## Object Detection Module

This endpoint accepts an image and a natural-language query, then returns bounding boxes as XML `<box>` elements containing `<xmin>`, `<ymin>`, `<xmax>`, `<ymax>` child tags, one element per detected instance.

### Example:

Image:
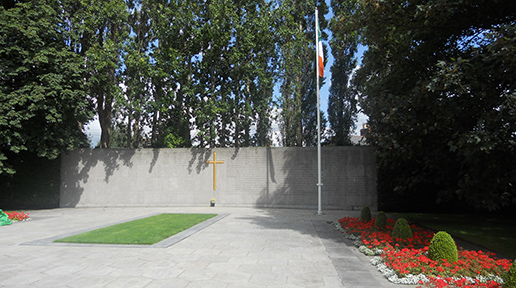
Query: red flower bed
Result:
<box><xmin>339</xmin><ymin>216</ymin><xmax>433</xmax><ymax>249</ymax></box>
<box><xmin>338</xmin><ymin>217</ymin><xmax>512</xmax><ymax>288</ymax></box>
<box><xmin>4</xmin><ymin>211</ymin><xmax>30</xmax><ymax>222</ymax></box>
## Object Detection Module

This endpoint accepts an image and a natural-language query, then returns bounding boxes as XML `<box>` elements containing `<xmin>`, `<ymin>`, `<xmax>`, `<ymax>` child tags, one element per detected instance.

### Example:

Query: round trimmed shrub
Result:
<box><xmin>360</xmin><ymin>205</ymin><xmax>372</xmax><ymax>222</ymax></box>
<box><xmin>503</xmin><ymin>260</ymin><xmax>516</xmax><ymax>288</ymax></box>
<box><xmin>375</xmin><ymin>211</ymin><xmax>387</xmax><ymax>229</ymax></box>
<box><xmin>392</xmin><ymin>218</ymin><xmax>413</xmax><ymax>240</ymax></box>
<box><xmin>428</xmin><ymin>231</ymin><xmax>458</xmax><ymax>263</ymax></box>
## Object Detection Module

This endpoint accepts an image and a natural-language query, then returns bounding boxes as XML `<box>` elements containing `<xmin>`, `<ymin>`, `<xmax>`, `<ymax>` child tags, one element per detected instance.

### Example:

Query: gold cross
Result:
<box><xmin>206</xmin><ymin>152</ymin><xmax>224</xmax><ymax>190</ymax></box>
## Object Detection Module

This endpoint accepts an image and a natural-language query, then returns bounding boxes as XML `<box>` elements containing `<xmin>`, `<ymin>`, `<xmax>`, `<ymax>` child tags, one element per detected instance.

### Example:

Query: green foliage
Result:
<box><xmin>164</xmin><ymin>133</ymin><xmax>186</xmax><ymax>149</ymax></box>
<box><xmin>375</xmin><ymin>211</ymin><xmax>387</xmax><ymax>229</ymax></box>
<box><xmin>131</xmin><ymin>0</ymin><xmax>278</xmax><ymax>148</ymax></box>
<box><xmin>428</xmin><ymin>231</ymin><xmax>458</xmax><ymax>263</ymax></box>
<box><xmin>0</xmin><ymin>0</ymin><xmax>93</xmax><ymax>174</ymax></box>
<box><xmin>503</xmin><ymin>260</ymin><xmax>516</xmax><ymax>288</ymax></box>
<box><xmin>115</xmin><ymin>0</ymin><xmax>153</xmax><ymax>149</ymax></box>
<box><xmin>360</xmin><ymin>205</ymin><xmax>372</xmax><ymax>222</ymax></box>
<box><xmin>338</xmin><ymin>0</ymin><xmax>516</xmax><ymax>211</ymax></box>
<box><xmin>82</xmin><ymin>0</ymin><xmax>128</xmax><ymax>148</ymax></box>
<box><xmin>392</xmin><ymin>212</ymin><xmax>516</xmax><ymax>259</ymax></box>
<box><xmin>328</xmin><ymin>0</ymin><xmax>359</xmax><ymax>145</ymax></box>
<box><xmin>2</xmin><ymin>0</ymin><xmax>333</xmax><ymax>155</ymax></box>
<box><xmin>0</xmin><ymin>151</ymin><xmax>60</xmax><ymax>209</ymax></box>
<box><xmin>392</xmin><ymin>218</ymin><xmax>413</xmax><ymax>241</ymax></box>
<box><xmin>277</xmin><ymin>0</ymin><xmax>329</xmax><ymax>147</ymax></box>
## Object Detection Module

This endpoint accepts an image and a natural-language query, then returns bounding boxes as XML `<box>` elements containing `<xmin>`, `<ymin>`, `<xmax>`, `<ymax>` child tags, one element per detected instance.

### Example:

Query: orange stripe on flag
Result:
<box><xmin>318</xmin><ymin>44</ymin><xmax>324</xmax><ymax>77</ymax></box>
<box><xmin>317</xmin><ymin>25</ymin><xmax>324</xmax><ymax>77</ymax></box>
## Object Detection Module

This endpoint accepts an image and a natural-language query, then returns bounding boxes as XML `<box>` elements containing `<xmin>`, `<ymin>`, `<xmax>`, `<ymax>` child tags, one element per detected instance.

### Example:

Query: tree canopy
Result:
<box><xmin>0</xmin><ymin>0</ymin><xmax>93</xmax><ymax>174</ymax></box>
<box><xmin>6</xmin><ymin>0</ymin><xmax>513</xmax><ymax>212</ymax></box>
<box><xmin>1</xmin><ymin>0</ymin><xmax>340</xmax><ymax>175</ymax></box>
<box><xmin>327</xmin><ymin>0</ymin><xmax>359</xmax><ymax>145</ymax></box>
<box><xmin>335</xmin><ymin>0</ymin><xmax>516</xmax><ymax>211</ymax></box>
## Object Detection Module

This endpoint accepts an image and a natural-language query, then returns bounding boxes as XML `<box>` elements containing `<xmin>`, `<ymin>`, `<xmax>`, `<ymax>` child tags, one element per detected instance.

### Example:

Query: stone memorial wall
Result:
<box><xmin>60</xmin><ymin>147</ymin><xmax>377</xmax><ymax>210</ymax></box>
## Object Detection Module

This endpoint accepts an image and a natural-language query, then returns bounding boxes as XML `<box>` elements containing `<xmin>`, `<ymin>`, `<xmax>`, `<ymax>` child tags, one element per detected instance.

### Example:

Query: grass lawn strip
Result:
<box><xmin>391</xmin><ymin>213</ymin><xmax>516</xmax><ymax>260</ymax></box>
<box><xmin>54</xmin><ymin>213</ymin><xmax>217</xmax><ymax>245</ymax></box>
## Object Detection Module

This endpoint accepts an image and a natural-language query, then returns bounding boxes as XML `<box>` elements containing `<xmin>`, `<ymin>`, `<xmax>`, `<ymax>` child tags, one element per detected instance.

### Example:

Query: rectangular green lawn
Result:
<box><xmin>54</xmin><ymin>213</ymin><xmax>217</xmax><ymax>245</ymax></box>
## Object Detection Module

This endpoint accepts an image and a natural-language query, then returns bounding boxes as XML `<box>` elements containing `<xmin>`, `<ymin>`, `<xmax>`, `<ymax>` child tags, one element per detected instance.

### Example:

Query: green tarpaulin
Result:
<box><xmin>0</xmin><ymin>209</ymin><xmax>12</xmax><ymax>226</ymax></box>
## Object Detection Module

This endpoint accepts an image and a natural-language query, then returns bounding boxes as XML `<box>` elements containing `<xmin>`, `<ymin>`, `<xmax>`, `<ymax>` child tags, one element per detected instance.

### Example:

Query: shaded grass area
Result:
<box><xmin>391</xmin><ymin>213</ymin><xmax>516</xmax><ymax>260</ymax></box>
<box><xmin>54</xmin><ymin>213</ymin><xmax>217</xmax><ymax>245</ymax></box>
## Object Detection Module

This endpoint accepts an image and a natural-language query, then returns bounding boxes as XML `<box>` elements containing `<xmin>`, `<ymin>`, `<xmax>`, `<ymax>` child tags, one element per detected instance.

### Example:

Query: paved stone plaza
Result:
<box><xmin>1</xmin><ymin>207</ymin><xmax>417</xmax><ymax>287</ymax></box>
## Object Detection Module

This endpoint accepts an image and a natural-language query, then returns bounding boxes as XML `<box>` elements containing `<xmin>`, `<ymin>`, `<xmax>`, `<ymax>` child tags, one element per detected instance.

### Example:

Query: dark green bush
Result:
<box><xmin>360</xmin><ymin>205</ymin><xmax>372</xmax><ymax>222</ymax></box>
<box><xmin>375</xmin><ymin>211</ymin><xmax>387</xmax><ymax>229</ymax></box>
<box><xmin>0</xmin><ymin>151</ymin><xmax>60</xmax><ymax>209</ymax></box>
<box><xmin>392</xmin><ymin>218</ymin><xmax>413</xmax><ymax>240</ymax></box>
<box><xmin>503</xmin><ymin>260</ymin><xmax>516</xmax><ymax>288</ymax></box>
<box><xmin>428</xmin><ymin>231</ymin><xmax>458</xmax><ymax>263</ymax></box>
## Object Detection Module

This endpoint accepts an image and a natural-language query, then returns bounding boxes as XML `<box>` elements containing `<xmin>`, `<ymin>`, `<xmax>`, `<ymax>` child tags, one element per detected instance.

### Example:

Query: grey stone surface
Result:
<box><xmin>60</xmin><ymin>147</ymin><xmax>377</xmax><ymax>210</ymax></box>
<box><xmin>1</xmin><ymin>207</ymin><xmax>417</xmax><ymax>288</ymax></box>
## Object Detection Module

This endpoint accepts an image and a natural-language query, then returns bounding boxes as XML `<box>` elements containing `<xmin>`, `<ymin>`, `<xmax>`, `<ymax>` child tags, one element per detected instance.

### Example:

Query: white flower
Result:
<box><xmin>370</xmin><ymin>256</ymin><xmax>383</xmax><ymax>266</ymax></box>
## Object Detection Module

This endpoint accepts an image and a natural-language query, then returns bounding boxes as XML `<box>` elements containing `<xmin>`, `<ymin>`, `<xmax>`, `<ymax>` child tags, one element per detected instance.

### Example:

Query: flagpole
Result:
<box><xmin>315</xmin><ymin>8</ymin><xmax>322</xmax><ymax>215</ymax></box>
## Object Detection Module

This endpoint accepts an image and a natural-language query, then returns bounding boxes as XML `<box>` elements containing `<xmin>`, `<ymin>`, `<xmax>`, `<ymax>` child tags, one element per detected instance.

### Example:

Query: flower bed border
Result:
<box><xmin>332</xmin><ymin>218</ymin><xmax>510</xmax><ymax>287</ymax></box>
<box><xmin>4</xmin><ymin>211</ymin><xmax>30</xmax><ymax>222</ymax></box>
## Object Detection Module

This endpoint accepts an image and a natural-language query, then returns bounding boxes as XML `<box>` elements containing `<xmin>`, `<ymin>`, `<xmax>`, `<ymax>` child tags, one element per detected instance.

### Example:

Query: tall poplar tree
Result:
<box><xmin>150</xmin><ymin>0</ymin><xmax>276</xmax><ymax>148</ymax></box>
<box><xmin>61</xmin><ymin>0</ymin><xmax>129</xmax><ymax>148</ymax></box>
<box><xmin>116</xmin><ymin>0</ymin><xmax>154</xmax><ymax>148</ymax></box>
<box><xmin>85</xmin><ymin>0</ymin><xmax>128</xmax><ymax>148</ymax></box>
<box><xmin>150</xmin><ymin>0</ymin><xmax>203</xmax><ymax>148</ymax></box>
<box><xmin>327</xmin><ymin>0</ymin><xmax>359</xmax><ymax>146</ymax></box>
<box><xmin>228</xmin><ymin>0</ymin><xmax>277</xmax><ymax>147</ymax></box>
<box><xmin>276</xmin><ymin>0</ymin><xmax>328</xmax><ymax>147</ymax></box>
<box><xmin>194</xmin><ymin>0</ymin><xmax>233</xmax><ymax>147</ymax></box>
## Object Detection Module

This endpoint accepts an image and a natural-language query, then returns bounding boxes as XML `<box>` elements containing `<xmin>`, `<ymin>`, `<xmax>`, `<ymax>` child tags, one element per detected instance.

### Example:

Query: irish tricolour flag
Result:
<box><xmin>317</xmin><ymin>21</ymin><xmax>324</xmax><ymax>77</ymax></box>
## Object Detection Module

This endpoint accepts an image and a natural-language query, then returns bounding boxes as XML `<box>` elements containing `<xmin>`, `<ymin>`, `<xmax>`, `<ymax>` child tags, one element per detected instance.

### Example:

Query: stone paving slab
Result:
<box><xmin>0</xmin><ymin>207</ymin><xmax>416</xmax><ymax>288</ymax></box>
